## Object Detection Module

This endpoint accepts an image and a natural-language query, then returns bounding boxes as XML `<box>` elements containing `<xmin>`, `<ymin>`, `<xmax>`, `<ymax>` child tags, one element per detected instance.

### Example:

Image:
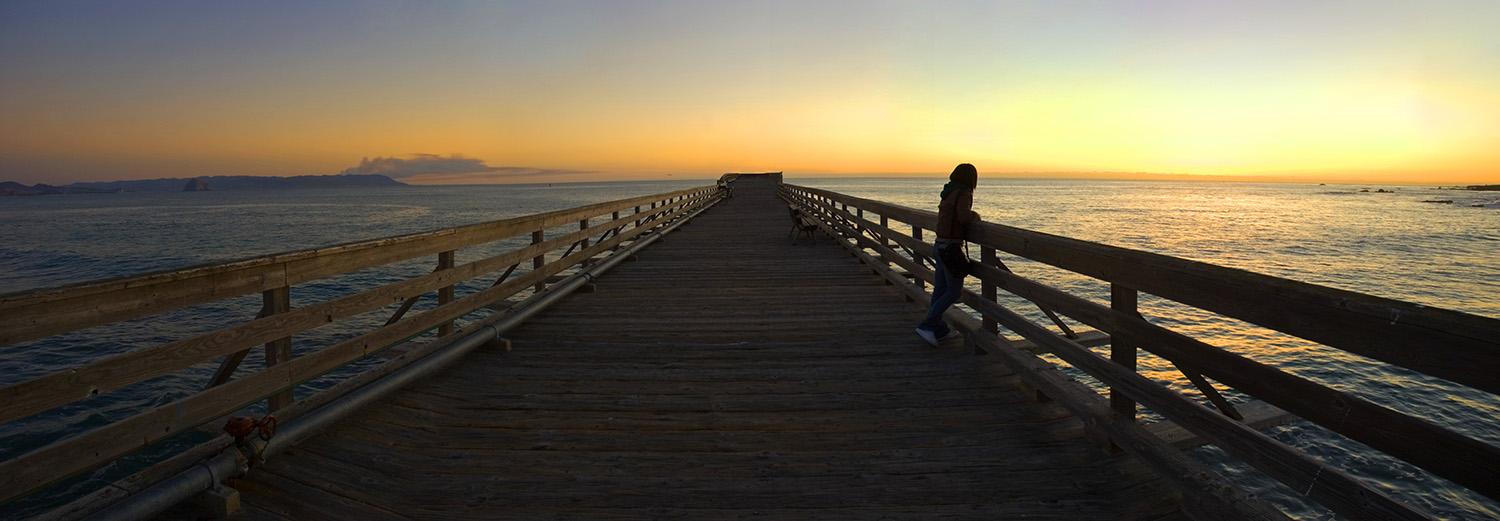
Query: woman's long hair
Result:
<box><xmin>941</xmin><ymin>163</ymin><xmax>977</xmax><ymax>200</ymax></box>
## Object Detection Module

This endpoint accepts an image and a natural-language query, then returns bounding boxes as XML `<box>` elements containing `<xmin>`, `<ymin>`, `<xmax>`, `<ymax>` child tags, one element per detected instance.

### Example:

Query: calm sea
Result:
<box><xmin>1</xmin><ymin>178</ymin><xmax>1496</xmax><ymax>519</ymax></box>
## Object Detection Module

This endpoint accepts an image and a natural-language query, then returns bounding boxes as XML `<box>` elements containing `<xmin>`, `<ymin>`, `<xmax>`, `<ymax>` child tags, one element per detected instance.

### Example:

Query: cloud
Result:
<box><xmin>339</xmin><ymin>154</ymin><xmax>591</xmax><ymax>179</ymax></box>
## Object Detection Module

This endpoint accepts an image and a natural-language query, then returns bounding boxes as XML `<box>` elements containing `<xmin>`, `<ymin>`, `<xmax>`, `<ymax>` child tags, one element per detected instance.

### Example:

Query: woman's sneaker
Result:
<box><xmin>915</xmin><ymin>327</ymin><xmax>940</xmax><ymax>347</ymax></box>
<box><xmin>939</xmin><ymin>330</ymin><xmax>963</xmax><ymax>343</ymax></box>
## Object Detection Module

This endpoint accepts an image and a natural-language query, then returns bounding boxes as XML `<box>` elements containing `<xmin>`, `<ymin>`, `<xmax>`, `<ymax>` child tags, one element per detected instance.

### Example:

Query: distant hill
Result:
<box><xmin>1</xmin><ymin>174</ymin><xmax>405</xmax><ymax>195</ymax></box>
<box><xmin>0</xmin><ymin>181</ymin><xmax>118</xmax><ymax>195</ymax></box>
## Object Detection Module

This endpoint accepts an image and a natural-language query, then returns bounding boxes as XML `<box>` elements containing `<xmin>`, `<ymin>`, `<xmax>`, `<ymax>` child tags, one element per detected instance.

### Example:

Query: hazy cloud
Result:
<box><xmin>340</xmin><ymin>154</ymin><xmax>589</xmax><ymax>179</ymax></box>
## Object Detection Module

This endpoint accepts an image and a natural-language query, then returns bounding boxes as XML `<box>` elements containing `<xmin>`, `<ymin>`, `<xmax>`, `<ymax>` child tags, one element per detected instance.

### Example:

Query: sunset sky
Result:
<box><xmin>2</xmin><ymin>0</ymin><xmax>1498</xmax><ymax>185</ymax></box>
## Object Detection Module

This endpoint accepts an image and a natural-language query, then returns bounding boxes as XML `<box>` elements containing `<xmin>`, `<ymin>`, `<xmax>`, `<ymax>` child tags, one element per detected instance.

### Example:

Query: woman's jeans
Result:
<box><xmin>919</xmin><ymin>241</ymin><xmax>965</xmax><ymax>336</ymax></box>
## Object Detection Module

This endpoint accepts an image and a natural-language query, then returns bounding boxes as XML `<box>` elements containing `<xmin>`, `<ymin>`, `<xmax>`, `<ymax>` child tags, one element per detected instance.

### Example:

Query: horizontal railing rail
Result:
<box><xmin>0</xmin><ymin>187</ymin><xmax>714</xmax><ymax>346</ymax></box>
<box><xmin>0</xmin><ymin>185</ymin><xmax>723</xmax><ymax>506</ymax></box>
<box><xmin>781</xmin><ymin>183</ymin><xmax>1500</xmax><ymax>521</ymax></box>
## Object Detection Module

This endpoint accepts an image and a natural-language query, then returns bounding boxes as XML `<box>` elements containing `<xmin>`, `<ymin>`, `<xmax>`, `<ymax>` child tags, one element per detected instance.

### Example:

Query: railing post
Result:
<box><xmin>532</xmin><ymin>230</ymin><xmax>545</xmax><ymax>293</ymax></box>
<box><xmin>579</xmin><ymin>218</ymin><xmax>591</xmax><ymax>264</ymax></box>
<box><xmin>879</xmin><ymin>215</ymin><xmax>889</xmax><ymax>248</ymax></box>
<box><xmin>437</xmin><ymin>250</ymin><xmax>455</xmax><ymax>337</ymax></box>
<box><xmin>1110</xmin><ymin>283</ymin><xmax>1138</xmax><ymax>420</ymax></box>
<box><xmin>263</xmin><ymin>286</ymin><xmax>293</xmax><ymax>412</ymax></box>
<box><xmin>913</xmin><ymin>225</ymin><xmax>925</xmax><ymax>291</ymax></box>
<box><xmin>981</xmin><ymin>246</ymin><xmax>997</xmax><ymax>335</ymax></box>
<box><xmin>878</xmin><ymin>215</ymin><xmax>891</xmax><ymax>276</ymax></box>
<box><xmin>611</xmin><ymin>211</ymin><xmax>621</xmax><ymax>251</ymax></box>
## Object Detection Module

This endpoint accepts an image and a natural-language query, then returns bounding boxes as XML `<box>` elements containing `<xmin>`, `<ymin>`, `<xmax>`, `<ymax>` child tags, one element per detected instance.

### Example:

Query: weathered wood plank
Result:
<box><xmin>1145</xmin><ymin>400</ymin><xmax>1298</xmax><ymax>450</ymax></box>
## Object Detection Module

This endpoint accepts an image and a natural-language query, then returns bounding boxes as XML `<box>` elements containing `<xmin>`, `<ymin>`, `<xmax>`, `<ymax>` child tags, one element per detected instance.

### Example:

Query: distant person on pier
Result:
<box><xmin>916</xmin><ymin>163</ymin><xmax>980</xmax><ymax>346</ymax></box>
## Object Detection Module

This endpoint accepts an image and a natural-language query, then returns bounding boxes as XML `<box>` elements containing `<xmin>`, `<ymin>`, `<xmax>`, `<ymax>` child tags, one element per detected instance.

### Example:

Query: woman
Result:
<box><xmin>916</xmin><ymin>163</ymin><xmax>979</xmax><ymax>346</ymax></box>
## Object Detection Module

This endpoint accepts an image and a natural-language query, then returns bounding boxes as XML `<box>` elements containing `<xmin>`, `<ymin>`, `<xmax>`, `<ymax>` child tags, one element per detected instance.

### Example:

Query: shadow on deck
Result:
<box><xmin>222</xmin><ymin>177</ymin><xmax>1182</xmax><ymax>520</ymax></box>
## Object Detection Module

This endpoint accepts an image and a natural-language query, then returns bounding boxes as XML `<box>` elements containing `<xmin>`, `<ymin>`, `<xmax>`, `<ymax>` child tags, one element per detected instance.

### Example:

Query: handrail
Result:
<box><xmin>48</xmin><ymin>192</ymin><xmax>727</xmax><ymax>521</ymax></box>
<box><xmin>0</xmin><ymin>185</ymin><xmax>722</xmax><ymax>505</ymax></box>
<box><xmin>781</xmin><ymin>183</ymin><xmax>1500</xmax><ymax>521</ymax></box>
<box><xmin>0</xmin><ymin>186</ymin><xmax>713</xmax><ymax>346</ymax></box>
<box><xmin>786</xmin><ymin>184</ymin><xmax>1500</xmax><ymax>395</ymax></box>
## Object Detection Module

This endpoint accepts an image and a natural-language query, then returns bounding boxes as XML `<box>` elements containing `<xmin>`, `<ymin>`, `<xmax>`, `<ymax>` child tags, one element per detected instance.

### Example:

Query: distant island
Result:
<box><xmin>0</xmin><ymin>174</ymin><xmax>405</xmax><ymax>196</ymax></box>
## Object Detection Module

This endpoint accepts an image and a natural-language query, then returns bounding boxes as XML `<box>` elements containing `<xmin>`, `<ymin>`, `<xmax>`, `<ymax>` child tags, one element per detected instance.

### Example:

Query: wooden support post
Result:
<box><xmin>912</xmin><ymin>226</ymin><xmax>925</xmax><ymax>291</ymax></box>
<box><xmin>437</xmin><ymin>250</ymin><xmax>455</xmax><ymax>337</ymax></box>
<box><xmin>981</xmin><ymin>246</ymin><xmax>998</xmax><ymax>334</ymax></box>
<box><xmin>487</xmin><ymin>337</ymin><xmax>513</xmax><ymax>352</ymax></box>
<box><xmin>263</xmin><ymin>286</ymin><xmax>293</xmax><ymax>412</ymax></box>
<box><xmin>879</xmin><ymin>215</ymin><xmax>892</xmax><ymax>282</ymax></box>
<box><xmin>1173</xmin><ymin>363</ymin><xmax>1245</xmax><ymax>420</ymax></box>
<box><xmin>532</xmin><ymin>230</ymin><xmax>545</xmax><ymax>293</ymax></box>
<box><xmin>188</xmin><ymin>485</ymin><xmax>241</xmax><ymax>518</ymax></box>
<box><xmin>578</xmin><ymin>219</ymin><xmax>591</xmax><ymax>265</ymax></box>
<box><xmin>879</xmin><ymin>215</ymin><xmax>890</xmax><ymax>249</ymax></box>
<box><xmin>610</xmin><ymin>211</ymin><xmax>621</xmax><ymax>251</ymax></box>
<box><xmin>1110</xmin><ymin>283</ymin><xmax>1137</xmax><ymax>421</ymax></box>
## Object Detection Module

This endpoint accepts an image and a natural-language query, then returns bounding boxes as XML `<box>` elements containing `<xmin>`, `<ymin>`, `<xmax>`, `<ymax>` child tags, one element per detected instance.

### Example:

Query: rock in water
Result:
<box><xmin>183</xmin><ymin>178</ymin><xmax>211</xmax><ymax>191</ymax></box>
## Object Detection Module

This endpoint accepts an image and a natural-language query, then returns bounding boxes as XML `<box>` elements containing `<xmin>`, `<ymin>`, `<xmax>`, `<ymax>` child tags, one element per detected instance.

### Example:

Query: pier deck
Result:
<box><xmin>10</xmin><ymin>175</ymin><xmax>1496</xmax><ymax>521</ymax></box>
<box><xmin>225</xmin><ymin>177</ymin><xmax>1181</xmax><ymax>519</ymax></box>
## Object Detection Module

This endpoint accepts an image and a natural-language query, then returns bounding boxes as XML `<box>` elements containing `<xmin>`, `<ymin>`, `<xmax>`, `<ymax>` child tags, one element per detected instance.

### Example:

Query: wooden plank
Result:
<box><xmin>911</xmin><ymin>225</ymin><xmax>924</xmax><ymax>291</ymax></box>
<box><xmin>1111</xmin><ymin>284</ymin><xmax>1137</xmax><ymax>420</ymax></box>
<box><xmin>981</xmin><ymin>246</ymin><xmax>998</xmax><ymax>335</ymax></box>
<box><xmin>1008</xmin><ymin>329</ymin><xmax>1110</xmax><ymax>352</ymax></box>
<box><xmin>531</xmin><ymin>230</ymin><xmax>545</xmax><ymax>293</ymax></box>
<box><xmin>577</xmin><ymin>219</ymin><xmax>591</xmax><ymax>266</ymax></box>
<box><xmin>0</xmin><ymin>186</ymin><xmax>716</xmax><ymax>346</ymax></box>
<box><xmin>0</xmin><ymin>199</ymin><xmax>699</xmax><ymax>426</ymax></box>
<box><xmin>1145</xmin><ymin>400</ymin><xmax>1298</xmax><ymax>450</ymax></box>
<box><xmin>262</xmin><ymin>286</ymin><xmax>293</xmax><ymax>411</ymax></box>
<box><xmin>785</xmin><ymin>184</ymin><xmax>1500</xmax><ymax>396</ymax></box>
<box><xmin>436</xmin><ymin>250</ymin><xmax>456</xmax><ymax>337</ymax></box>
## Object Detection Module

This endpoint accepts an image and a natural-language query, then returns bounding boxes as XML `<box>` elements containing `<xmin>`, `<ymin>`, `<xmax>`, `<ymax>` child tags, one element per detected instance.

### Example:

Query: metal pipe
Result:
<box><xmin>81</xmin><ymin>193</ymin><xmax>721</xmax><ymax>521</ymax></box>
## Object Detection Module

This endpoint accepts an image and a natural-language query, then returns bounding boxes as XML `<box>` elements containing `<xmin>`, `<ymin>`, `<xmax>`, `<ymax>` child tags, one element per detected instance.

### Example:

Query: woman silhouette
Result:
<box><xmin>916</xmin><ymin>163</ymin><xmax>979</xmax><ymax>346</ymax></box>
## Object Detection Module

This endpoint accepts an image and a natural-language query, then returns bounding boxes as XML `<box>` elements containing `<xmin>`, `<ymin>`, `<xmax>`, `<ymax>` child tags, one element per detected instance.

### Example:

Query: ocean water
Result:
<box><xmin>1</xmin><ymin>178</ymin><xmax>1497</xmax><ymax>519</ymax></box>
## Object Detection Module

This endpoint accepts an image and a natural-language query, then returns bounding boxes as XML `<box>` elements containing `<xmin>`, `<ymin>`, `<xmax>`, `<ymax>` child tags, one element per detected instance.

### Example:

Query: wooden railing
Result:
<box><xmin>0</xmin><ymin>185</ymin><xmax>722</xmax><ymax>505</ymax></box>
<box><xmin>780</xmin><ymin>183</ymin><xmax>1500</xmax><ymax>521</ymax></box>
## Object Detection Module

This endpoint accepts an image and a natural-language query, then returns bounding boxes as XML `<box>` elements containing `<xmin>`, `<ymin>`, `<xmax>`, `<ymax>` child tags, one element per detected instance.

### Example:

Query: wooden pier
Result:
<box><xmin>2</xmin><ymin>174</ymin><xmax>1497</xmax><ymax>520</ymax></box>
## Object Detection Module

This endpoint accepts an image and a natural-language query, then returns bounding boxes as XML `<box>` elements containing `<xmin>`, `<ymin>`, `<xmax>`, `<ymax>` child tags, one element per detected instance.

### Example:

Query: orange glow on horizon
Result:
<box><xmin>2</xmin><ymin>2</ymin><xmax>1497</xmax><ymax>185</ymax></box>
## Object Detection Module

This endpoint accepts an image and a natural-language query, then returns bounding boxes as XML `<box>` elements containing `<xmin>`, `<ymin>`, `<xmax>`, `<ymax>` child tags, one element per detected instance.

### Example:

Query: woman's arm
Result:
<box><xmin>957</xmin><ymin>191</ymin><xmax>979</xmax><ymax>223</ymax></box>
